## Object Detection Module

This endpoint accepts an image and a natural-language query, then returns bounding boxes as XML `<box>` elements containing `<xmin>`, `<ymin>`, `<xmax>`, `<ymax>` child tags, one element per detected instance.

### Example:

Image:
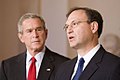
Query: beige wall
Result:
<box><xmin>0</xmin><ymin>0</ymin><xmax>120</xmax><ymax>60</ymax></box>
<box><xmin>41</xmin><ymin>0</ymin><xmax>68</xmax><ymax>57</ymax></box>
<box><xmin>0</xmin><ymin>1</ymin><xmax>20</xmax><ymax>60</ymax></box>
<box><xmin>0</xmin><ymin>0</ymin><xmax>41</xmax><ymax>60</ymax></box>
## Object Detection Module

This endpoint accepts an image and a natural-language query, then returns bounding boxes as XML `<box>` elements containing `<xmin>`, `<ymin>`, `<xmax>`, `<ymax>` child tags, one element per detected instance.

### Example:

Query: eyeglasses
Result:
<box><xmin>63</xmin><ymin>20</ymin><xmax>89</xmax><ymax>31</ymax></box>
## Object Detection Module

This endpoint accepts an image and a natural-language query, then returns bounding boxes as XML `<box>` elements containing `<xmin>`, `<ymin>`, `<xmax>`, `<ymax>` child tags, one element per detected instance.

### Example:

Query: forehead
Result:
<box><xmin>67</xmin><ymin>10</ymin><xmax>88</xmax><ymax>22</ymax></box>
<box><xmin>22</xmin><ymin>18</ymin><xmax>42</xmax><ymax>30</ymax></box>
<box><xmin>22</xmin><ymin>18</ymin><xmax>42</xmax><ymax>25</ymax></box>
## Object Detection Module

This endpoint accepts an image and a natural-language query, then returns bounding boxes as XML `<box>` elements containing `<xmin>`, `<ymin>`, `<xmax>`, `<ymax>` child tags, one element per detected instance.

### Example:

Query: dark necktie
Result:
<box><xmin>28</xmin><ymin>57</ymin><xmax>36</xmax><ymax>80</ymax></box>
<box><xmin>73</xmin><ymin>58</ymin><xmax>85</xmax><ymax>80</ymax></box>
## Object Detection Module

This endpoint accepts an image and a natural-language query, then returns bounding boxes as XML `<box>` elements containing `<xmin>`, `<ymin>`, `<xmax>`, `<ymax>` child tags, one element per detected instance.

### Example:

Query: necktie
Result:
<box><xmin>28</xmin><ymin>57</ymin><xmax>36</xmax><ymax>80</ymax></box>
<box><xmin>73</xmin><ymin>58</ymin><xmax>85</xmax><ymax>80</ymax></box>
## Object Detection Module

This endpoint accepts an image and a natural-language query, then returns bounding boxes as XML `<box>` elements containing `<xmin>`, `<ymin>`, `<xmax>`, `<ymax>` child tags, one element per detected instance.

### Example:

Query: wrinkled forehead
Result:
<box><xmin>22</xmin><ymin>18</ymin><xmax>43</xmax><ymax>29</ymax></box>
<box><xmin>23</xmin><ymin>17</ymin><xmax>41</xmax><ymax>23</ymax></box>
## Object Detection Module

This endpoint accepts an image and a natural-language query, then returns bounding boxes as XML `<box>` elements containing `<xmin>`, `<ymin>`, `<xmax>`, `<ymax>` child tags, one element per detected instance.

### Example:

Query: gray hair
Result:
<box><xmin>17</xmin><ymin>13</ymin><xmax>46</xmax><ymax>33</ymax></box>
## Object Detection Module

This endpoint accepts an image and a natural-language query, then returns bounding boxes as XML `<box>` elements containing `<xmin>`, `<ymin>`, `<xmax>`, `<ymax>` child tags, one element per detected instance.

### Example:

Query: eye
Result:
<box><xmin>37</xmin><ymin>27</ymin><xmax>42</xmax><ymax>31</ymax></box>
<box><xmin>72</xmin><ymin>22</ymin><xmax>78</xmax><ymax>26</ymax></box>
<box><xmin>26</xmin><ymin>29</ymin><xmax>32</xmax><ymax>33</ymax></box>
<box><xmin>36</xmin><ymin>27</ymin><xmax>44</xmax><ymax>31</ymax></box>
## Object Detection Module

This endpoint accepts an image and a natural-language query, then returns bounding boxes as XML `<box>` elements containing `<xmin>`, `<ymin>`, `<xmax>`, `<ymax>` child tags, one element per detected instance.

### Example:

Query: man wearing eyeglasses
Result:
<box><xmin>55</xmin><ymin>7</ymin><xmax>120</xmax><ymax>80</ymax></box>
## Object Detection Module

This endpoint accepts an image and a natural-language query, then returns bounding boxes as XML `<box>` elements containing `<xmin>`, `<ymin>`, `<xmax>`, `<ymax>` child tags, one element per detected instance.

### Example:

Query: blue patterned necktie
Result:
<box><xmin>73</xmin><ymin>58</ymin><xmax>85</xmax><ymax>80</ymax></box>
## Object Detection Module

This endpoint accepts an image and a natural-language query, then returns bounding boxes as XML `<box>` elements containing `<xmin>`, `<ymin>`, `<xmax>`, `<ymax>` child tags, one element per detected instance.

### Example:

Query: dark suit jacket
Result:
<box><xmin>0</xmin><ymin>47</ymin><xmax>69</xmax><ymax>80</ymax></box>
<box><xmin>55</xmin><ymin>46</ymin><xmax>120</xmax><ymax>80</ymax></box>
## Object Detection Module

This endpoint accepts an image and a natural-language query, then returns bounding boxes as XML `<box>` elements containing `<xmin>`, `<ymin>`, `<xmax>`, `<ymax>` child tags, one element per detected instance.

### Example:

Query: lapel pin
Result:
<box><xmin>46</xmin><ymin>68</ymin><xmax>51</xmax><ymax>72</ymax></box>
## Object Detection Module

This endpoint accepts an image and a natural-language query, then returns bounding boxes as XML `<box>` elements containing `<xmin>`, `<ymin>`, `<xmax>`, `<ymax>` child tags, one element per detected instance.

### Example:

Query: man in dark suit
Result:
<box><xmin>0</xmin><ymin>13</ymin><xmax>69</xmax><ymax>80</ymax></box>
<box><xmin>55</xmin><ymin>7</ymin><xmax>120</xmax><ymax>80</ymax></box>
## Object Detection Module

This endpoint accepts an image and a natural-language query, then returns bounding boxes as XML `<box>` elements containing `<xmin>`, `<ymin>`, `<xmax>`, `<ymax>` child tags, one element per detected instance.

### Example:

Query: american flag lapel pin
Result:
<box><xmin>46</xmin><ymin>68</ymin><xmax>51</xmax><ymax>72</ymax></box>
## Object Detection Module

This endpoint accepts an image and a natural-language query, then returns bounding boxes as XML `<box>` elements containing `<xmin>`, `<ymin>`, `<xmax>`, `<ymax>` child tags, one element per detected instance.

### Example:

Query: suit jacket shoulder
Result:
<box><xmin>79</xmin><ymin>46</ymin><xmax>120</xmax><ymax>80</ymax></box>
<box><xmin>0</xmin><ymin>52</ymin><xmax>26</xmax><ymax>80</ymax></box>
<box><xmin>1</xmin><ymin>47</ymin><xmax>70</xmax><ymax>80</ymax></box>
<box><xmin>55</xmin><ymin>46</ymin><xmax>120</xmax><ymax>80</ymax></box>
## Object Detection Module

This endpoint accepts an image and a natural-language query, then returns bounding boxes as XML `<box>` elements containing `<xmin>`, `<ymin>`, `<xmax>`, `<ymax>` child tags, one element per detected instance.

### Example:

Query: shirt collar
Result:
<box><xmin>77</xmin><ymin>44</ymin><xmax>100</xmax><ymax>69</ymax></box>
<box><xmin>78</xmin><ymin>44</ymin><xmax>100</xmax><ymax>59</ymax></box>
<box><xmin>26</xmin><ymin>47</ymin><xmax>45</xmax><ymax>64</ymax></box>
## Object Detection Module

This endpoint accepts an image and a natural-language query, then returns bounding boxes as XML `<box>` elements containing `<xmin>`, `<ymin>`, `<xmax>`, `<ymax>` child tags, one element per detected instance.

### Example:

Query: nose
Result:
<box><xmin>32</xmin><ymin>30</ymin><xmax>39</xmax><ymax>38</ymax></box>
<box><xmin>67</xmin><ymin>25</ymin><xmax>73</xmax><ymax>34</ymax></box>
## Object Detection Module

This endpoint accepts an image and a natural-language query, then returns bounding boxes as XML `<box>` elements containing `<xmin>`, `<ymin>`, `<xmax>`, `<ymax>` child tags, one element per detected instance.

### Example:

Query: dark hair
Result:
<box><xmin>66</xmin><ymin>7</ymin><xmax>103</xmax><ymax>38</ymax></box>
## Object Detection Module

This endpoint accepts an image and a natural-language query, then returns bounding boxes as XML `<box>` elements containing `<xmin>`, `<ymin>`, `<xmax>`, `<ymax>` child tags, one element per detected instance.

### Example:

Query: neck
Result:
<box><xmin>28</xmin><ymin>48</ymin><xmax>44</xmax><ymax>56</ymax></box>
<box><xmin>76</xmin><ymin>40</ymin><xmax>98</xmax><ymax>56</ymax></box>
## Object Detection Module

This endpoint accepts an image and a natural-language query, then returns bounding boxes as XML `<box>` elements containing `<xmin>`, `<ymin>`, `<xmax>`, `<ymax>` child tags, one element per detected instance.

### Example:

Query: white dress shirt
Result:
<box><xmin>26</xmin><ymin>47</ymin><xmax>45</xmax><ymax>79</ymax></box>
<box><xmin>71</xmin><ymin>44</ymin><xmax>100</xmax><ymax>80</ymax></box>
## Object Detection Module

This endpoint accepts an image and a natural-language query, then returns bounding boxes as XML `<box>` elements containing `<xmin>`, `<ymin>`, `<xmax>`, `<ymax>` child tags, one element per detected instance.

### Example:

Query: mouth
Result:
<box><xmin>32</xmin><ymin>40</ymin><xmax>40</xmax><ymax>43</ymax></box>
<box><xmin>68</xmin><ymin>36</ymin><xmax>74</xmax><ymax>41</ymax></box>
<box><xmin>69</xmin><ymin>36</ymin><xmax>74</xmax><ymax>39</ymax></box>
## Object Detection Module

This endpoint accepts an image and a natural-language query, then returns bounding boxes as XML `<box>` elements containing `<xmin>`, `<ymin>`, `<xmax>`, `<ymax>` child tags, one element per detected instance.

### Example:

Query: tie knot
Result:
<box><xmin>79</xmin><ymin>58</ymin><xmax>85</xmax><ymax>66</ymax></box>
<box><xmin>31</xmin><ymin>57</ymin><xmax>36</xmax><ymax>63</ymax></box>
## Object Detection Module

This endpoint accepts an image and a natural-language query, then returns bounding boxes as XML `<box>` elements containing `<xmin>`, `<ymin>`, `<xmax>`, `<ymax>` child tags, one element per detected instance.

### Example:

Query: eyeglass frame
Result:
<box><xmin>63</xmin><ymin>20</ymin><xmax>90</xmax><ymax>31</ymax></box>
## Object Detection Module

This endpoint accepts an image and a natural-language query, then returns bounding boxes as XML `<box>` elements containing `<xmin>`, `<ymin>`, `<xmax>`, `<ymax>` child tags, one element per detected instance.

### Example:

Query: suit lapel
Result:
<box><xmin>79</xmin><ymin>46</ymin><xmax>105</xmax><ymax>80</ymax></box>
<box><xmin>66</xmin><ymin>57</ymin><xmax>77</xmax><ymax>80</ymax></box>
<box><xmin>15</xmin><ymin>53</ymin><xmax>26</xmax><ymax>80</ymax></box>
<box><xmin>37</xmin><ymin>48</ymin><xmax>54</xmax><ymax>80</ymax></box>
<box><xmin>63</xmin><ymin>57</ymin><xmax>77</xmax><ymax>80</ymax></box>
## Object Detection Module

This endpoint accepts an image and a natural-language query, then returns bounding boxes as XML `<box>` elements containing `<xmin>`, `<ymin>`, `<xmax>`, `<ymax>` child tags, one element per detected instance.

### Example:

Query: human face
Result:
<box><xmin>65</xmin><ymin>10</ymin><xmax>95</xmax><ymax>49</ymax></box>
<box><xmin>18</xmin><ymin>18</ymin><xmax>48</xmax><ymax>53</ymax></box>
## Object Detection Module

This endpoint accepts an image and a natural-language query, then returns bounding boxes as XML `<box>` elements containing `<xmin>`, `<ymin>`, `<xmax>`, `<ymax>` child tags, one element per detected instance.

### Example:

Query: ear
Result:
<box><xmin>90</xmin><ymin>21</ymin><xmax>98</xmax><ymax>34</ymax></box>
<box><xmin>45</xmin><ymin>29</ymin><xmax>48</xmax><ymax>39</ymax></box>
<box><xmin>18</xmin><ymin>33</ymin><xmax>24</xmax><ymax>43</ymax></box>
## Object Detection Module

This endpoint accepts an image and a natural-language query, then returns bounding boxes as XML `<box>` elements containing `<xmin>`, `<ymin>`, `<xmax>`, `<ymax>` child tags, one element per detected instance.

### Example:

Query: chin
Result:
<box><xmin>70</xmin><ymin>44</ymin><xmax>76</xmax><ymax>48</ymax></box>
<box><xmin>33</xmin><ymin>48</ymin><xmax>42</xmax><ymax>52</ymax></box>
<box><xmin>32</xmin><ymin>46</ymin><xmax>41</xmax><ymax>50</ymax></box>
<box><xmin>70</xmin><ymin>43</ymin><xmax>79</xmax><ymax>49</ymax></box>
